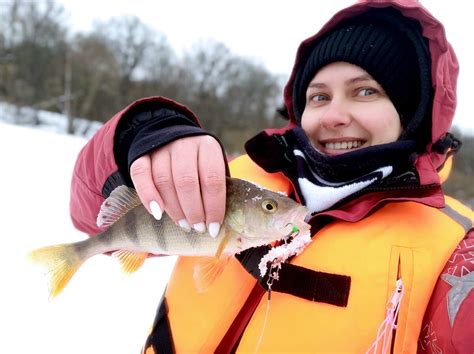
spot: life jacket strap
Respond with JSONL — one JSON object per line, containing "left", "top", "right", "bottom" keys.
{"left": 236, "top": 247, "right": 351, "bottom": 307}
{"left": 142, "top": 296, "right": 175, "bottom": 354}
{"left": 263, "top": 262, "right": 351, "bottom": 306}
{"left": 215, "top": 283, "right": 266, "bottom": 354}
{"left": 215, "top": 249, "right": 351, "bottom": 353}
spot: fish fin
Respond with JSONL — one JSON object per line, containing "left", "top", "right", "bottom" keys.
{"left": 226, "top": 208, "right": 245, "bottom": 233}
{"left": 97, "top": 186, "right": 142, "bottom": 228}
{"left": 215, "top": 225, "right": 231, "bottom": 258}
{"left": 112, "top": 250, "right": 148, "bottom": 274}
{"left": 193, "top": 256, "right": 231, "bottom": 293}
{"left": 28, "top": 244, "right": 83, "bottom": 298}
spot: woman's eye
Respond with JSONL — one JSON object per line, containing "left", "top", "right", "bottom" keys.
{"left": 357, "top": 88, "right": 377, "bottom": 97}
{"left": 310, "top": 94, "right": 328, "bottom": 102}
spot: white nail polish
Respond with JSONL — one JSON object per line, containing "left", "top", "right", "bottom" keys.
{"left": 193, "top": 222, "right": 206, "bottom": 233}
{"left": 149, "top": 201, "right": 162, "bottom": 220}
{"left": 178, "top": 219, "right": 191, "bottom": 232}
{"left": 208, "top": 222, "right": 220, "bottom": 238}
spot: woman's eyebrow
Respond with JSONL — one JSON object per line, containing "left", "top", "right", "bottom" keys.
{"left": 346, "top": 74, "right": 374, "bottom": 84}
{"left": 307, "top": 74, "right": 375, "bottom": 89}
{"left": 307, "top": 82, "right": 327, "bottom": 89}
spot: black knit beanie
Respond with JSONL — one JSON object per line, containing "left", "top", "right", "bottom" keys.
{"left": 293, "top": 8, "right": 432, "bottom": 145}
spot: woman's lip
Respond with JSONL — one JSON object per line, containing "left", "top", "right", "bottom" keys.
{"left": 317, "top": 138, "right": 367, "bottom": 155}
{"left": 319, "top": 148, "right": 356, "bottom": 156}
{"left": 318, "top": 137, "right": 366, "bottom": 144}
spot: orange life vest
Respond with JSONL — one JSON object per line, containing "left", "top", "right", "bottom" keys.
{"left": 146, "top": 155, "right": 472, "bottom": 354}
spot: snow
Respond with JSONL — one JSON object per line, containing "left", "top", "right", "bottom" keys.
{"left": 0, "top": 120, "right": 176, "bottom": 354}
{"left": 0, "top": 101, "right": 102, "bottom": 138}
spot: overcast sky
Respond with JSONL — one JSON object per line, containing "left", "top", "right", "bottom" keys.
{"left": 57, "top": 0, "right": 473, "bottom": 134}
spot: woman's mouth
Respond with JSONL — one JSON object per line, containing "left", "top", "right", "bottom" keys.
{"left": 323, "top": 140, "right": 364, "bottom": 151}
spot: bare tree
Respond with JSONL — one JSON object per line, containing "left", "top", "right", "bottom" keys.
{"left": 69, "top": 33, "right": 119, "bottom": 121}
{"left": 0, "top": 1, "right": 17, "bottom": 98}
{"left": 180, "top": 40, "right": 240, "bottom": 131}
{"left": 179, "top": 40, "right": 281, "bottom": 150}
{"left": 139, "top": 37, "right": 180, "bottom": 98}
{"left": 1, "top": 0, "right": 67, "bottom": 123}
{"left": 0, "top": 2, "right": 281, "bottom": 152}
{"left": 92, "top": 16, "right": 154, "bottom": 106}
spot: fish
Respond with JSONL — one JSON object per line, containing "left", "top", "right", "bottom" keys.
{"left": 28, "top": 177, "right": 310, "bottom": 298}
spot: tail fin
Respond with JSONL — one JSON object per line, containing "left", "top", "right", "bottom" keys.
{"left": 28, "top": 244, "right": 83, "bottom": 298}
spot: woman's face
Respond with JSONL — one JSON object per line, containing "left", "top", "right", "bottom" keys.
{"left": 301, "top": 62, "right": 402, "bottom": 156}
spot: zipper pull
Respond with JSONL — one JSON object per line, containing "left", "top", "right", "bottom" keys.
{"left": 366, "top": 278, "right": 405, "bottom": 354}
{"left": 388, "top": 278, "right": 404, "bottom": 314}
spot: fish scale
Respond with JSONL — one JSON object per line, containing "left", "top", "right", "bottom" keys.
{"left": 102, "top": 206, "right": 223, "bottom": 256}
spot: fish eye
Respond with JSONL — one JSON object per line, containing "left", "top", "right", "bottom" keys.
{"left": 261, "top": 199, "right": 278, "bottom": 213}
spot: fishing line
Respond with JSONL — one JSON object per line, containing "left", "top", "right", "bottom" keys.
{"left": 254, "top": 225, "right": 308, "bottom": 353}
{"left": 254, "top": 261, "right": 280, "bottom": 354}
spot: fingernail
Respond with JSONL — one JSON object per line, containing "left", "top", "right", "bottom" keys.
{"left": 149, "top": 201, "right": 162, "bottom": 220}
{"left": 178, "top": 219, "right": 191, "bottom": 232}
{"left": 208, "top": 222, "right": 220, "bottom": 238}
{"left": 193, "top": 222, "right": 206, "bottom": 233}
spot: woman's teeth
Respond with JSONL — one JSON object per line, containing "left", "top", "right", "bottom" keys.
{"left": 324, "top": 141, "right": 363, "bottom": 150}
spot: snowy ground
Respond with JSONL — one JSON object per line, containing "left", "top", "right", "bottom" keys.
{"left": 0, "top": 121, "right": 176, "bottom": 354}
{"left": 0, "top": 101, "right": 102, "bottom": 138}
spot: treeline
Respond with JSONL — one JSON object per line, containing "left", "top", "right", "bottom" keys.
{"left": 1, "top": 1, "right": 472, "bottom": 206}
{"left": 0, "top": 0, "right": 286, "bottom": 153}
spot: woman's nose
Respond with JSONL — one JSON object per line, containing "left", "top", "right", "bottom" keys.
{"left": 319, "top": 100, "right": 352, "bottom": 129}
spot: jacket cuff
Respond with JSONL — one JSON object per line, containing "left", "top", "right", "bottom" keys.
{"left": 113, "top": 102, "right": 203, "bottom": 185}
{"left": 128, "top": 125, "right": 210, "bottom": 170}
{"left": 114, "top": 100, "right": 230, "bottom": 186}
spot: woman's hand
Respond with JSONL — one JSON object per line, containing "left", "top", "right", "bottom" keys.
{"left": 130, "top": 135, "right": 226, "bottom": 238}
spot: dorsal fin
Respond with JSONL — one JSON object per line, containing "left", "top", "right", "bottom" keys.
{"left": 96, "top": 185, "right": 142, "bottom": 228}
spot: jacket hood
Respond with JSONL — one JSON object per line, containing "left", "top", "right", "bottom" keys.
{"left": 276, "top": 0, "right": 459, "bottom": 185}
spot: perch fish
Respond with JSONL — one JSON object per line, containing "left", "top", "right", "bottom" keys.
{"left": 29, "top": 177, "right": 310, "bottom": 297}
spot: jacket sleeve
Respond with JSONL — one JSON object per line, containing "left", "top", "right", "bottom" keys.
{"left": 418, "top": 228, "right": 474, "bottom": 353}
{"left": 69, "top": 96, "right": 204, "bottom": 236}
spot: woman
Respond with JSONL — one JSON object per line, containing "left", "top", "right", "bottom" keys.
{"left": 70, "top": 0, "right": 473, "bottom": 352}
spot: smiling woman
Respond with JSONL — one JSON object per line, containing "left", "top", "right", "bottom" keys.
{"left": 301, "top": 62, "right": 402, "bottom": 155}
{"left": 65, "top": 1, "right": 473, "bottom": 353}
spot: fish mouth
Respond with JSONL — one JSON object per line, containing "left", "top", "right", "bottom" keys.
{"left": 294, "top": 206, "right": 311, "bottom": 227}
{"left": 280, "top": 206, "right": 311, "bottom": 238}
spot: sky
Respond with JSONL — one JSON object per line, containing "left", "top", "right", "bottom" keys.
{"left": 0, "top": 121, "right": 176, "bottom": 354}
{"left": 55, "top": 0, "right": 474, "bottom": 134}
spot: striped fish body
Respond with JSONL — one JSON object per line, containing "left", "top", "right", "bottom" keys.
{"left": 29, "top": 177, "right": 310, "bottom": 297}
{"left": 92, "top": 205, "right": 237, "bottom": 257}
